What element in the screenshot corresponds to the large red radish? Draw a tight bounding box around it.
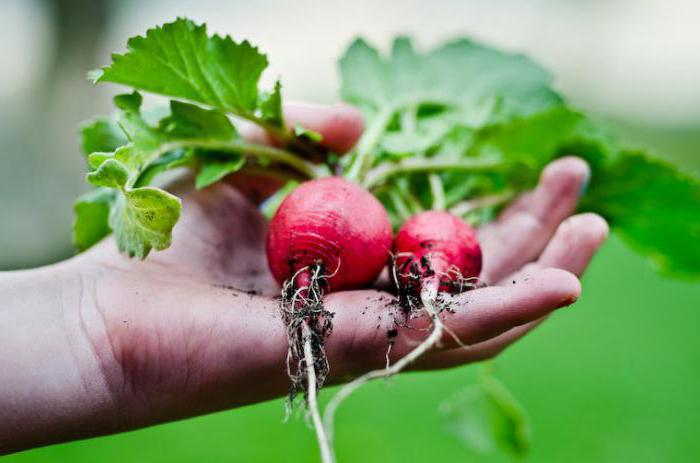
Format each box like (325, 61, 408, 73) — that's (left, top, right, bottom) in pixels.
(265, 176, 392, 463)
(267, 176, 393, 292)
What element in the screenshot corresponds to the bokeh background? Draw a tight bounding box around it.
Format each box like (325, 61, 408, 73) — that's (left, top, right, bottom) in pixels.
(1, 0, 699, 461)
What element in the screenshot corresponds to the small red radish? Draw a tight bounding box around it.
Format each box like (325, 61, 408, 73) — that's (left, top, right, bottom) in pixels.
(266, 176, 392, 463)
(324, 210, 483, 435)
(390, 210, 482, 362)
(394, 210, 482, 295)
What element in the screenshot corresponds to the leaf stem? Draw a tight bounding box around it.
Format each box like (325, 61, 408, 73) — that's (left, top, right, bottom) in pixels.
(363, 157, 504, 190)
(346, 106, 394, 182)
(388, 190, 412, 221)
(395, 177, 424, 214)
(155, 139, 319, 179)
(238, 113, 325, 162)
(429, 173, 446, 210)
(450, 190, 514, 217)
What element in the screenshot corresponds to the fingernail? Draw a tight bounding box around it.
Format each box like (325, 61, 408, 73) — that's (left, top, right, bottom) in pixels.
(556, 295, 578, 308)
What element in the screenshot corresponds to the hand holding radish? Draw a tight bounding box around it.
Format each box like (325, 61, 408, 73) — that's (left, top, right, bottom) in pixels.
(0, 103, 607, 454)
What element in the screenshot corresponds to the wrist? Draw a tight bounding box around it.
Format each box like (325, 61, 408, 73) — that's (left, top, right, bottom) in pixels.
(0, 258, 117, 455)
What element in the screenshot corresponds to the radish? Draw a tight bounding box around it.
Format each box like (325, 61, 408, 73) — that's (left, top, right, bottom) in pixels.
(266, 176, 392, 463)
(324, 210, 482, 443)
(393, 210, 482, 296)
(267, 177, 393, 293)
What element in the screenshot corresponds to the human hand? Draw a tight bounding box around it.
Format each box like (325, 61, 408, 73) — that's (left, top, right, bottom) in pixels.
(0, 103, 608, 455)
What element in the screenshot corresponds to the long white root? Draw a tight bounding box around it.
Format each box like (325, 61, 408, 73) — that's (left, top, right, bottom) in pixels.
(323, 283, 443, 443)
(302, 322, 335, 463)
(283, 265, 335, 463)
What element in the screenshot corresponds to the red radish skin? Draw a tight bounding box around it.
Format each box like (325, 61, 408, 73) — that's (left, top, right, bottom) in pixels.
(267, 177, 393, 292)
(394, 210, 482, 294)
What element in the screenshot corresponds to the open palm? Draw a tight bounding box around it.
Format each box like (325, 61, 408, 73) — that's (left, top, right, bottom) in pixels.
(15, 103, 608, 450)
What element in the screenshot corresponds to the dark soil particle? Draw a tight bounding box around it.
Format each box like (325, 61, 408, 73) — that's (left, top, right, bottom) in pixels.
(213, 283, 237, 291)
(213, 283, 258, 297)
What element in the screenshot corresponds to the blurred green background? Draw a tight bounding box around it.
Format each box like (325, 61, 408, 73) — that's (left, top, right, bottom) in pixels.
(1, 0, 698, 462)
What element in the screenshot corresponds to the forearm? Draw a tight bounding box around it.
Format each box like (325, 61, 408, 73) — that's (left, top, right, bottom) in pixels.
(0, 262, 115, 455)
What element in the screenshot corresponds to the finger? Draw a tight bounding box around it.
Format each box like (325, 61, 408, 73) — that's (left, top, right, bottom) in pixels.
(479, 157, 590, 284)
(537, 213, 609, 277)
(420, 213, 608, 370)
(240, 102, 364, 154)
(325, 267, 580, 379)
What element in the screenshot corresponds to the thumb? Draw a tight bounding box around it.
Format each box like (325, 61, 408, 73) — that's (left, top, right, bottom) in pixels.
(240, 102, 364, 154)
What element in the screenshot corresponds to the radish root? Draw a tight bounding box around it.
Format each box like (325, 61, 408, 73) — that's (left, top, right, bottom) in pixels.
(282, 264, 335, 463)
(302, 323, 334, 463)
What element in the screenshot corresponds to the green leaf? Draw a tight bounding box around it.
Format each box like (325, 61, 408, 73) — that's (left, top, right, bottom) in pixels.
(261, 180, 299, 219)
(340, 36, 562, 122)
(86, 159, 129, 188)
(80, 119, 127, 155)
(105, 95, 240, 185)
(582, 151, 700, 278)
(87, 152, 115, 170)
(261, 80, 284, 129)
(473, 106, 615, 170)
(73, 188, 115, 251)
(113, 95, 166, 172)
(110, 187, 182, 259)
(92, 18, 268, 115)
(162, 100, 237, 140)
(340, 39, 387, 114)
(135, 149, 195, 187)
(440, 372, 531, 457)
(114, 91, 143, 112)
(195, 155, 245, 189)
(76, 92, 249, 257)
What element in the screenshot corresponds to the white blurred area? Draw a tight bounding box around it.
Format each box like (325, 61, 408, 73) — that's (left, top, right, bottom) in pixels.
(105, 0, 700, 126)
(0, 0, 699, 267)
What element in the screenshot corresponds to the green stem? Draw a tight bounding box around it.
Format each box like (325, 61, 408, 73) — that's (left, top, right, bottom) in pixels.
(364, 157, 504, 190)
(428, 173, 446, 210)
(238, 113, 324, 162)
(401, 104, 417, 134)
(450, 190, 514, 217)
(388, 190, 412, 221)
(156, 139, 318, 179)
(394, 177, 423, 214)
(346, 106, 394, 183)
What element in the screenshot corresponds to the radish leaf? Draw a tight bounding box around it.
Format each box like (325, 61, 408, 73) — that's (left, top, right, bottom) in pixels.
(195, 156, 245, 189)
(73, 188, 115, 251)
(261, 80, 284, 129)
(110, 187, 182, 258)
(440, 372, 530, 456)
(80, 119, 127, 155)
(582, 151, 700, 277)
(91, 18, 267, 116)
(340, 36, 561, 123)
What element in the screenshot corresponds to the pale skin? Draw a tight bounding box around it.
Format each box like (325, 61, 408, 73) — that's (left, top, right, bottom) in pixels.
(0, 103, 609, 455)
